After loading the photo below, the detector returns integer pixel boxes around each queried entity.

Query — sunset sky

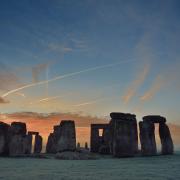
[0,0,180,147]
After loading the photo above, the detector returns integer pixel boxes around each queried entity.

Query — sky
[0,0,180,138]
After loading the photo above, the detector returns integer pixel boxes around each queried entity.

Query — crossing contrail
[1,59,136,98]
[29,93,72,105]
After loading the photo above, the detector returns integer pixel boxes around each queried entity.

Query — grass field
[0,153,180,180]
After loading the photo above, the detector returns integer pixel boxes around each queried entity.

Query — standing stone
[8,122,27,156]
[159,122,174,155]
[90,124,109,153]
[0,122,10,155]
[23,133,32,154]
[109,113,138,157]
[34,134,42,153]
[85,142,88,149]
[77,142,80,149]
[57,120,76,152]
[90,124,101,153]
[139,121,157,156]
[46,133,57,153]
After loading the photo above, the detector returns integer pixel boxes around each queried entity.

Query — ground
[0,153,180,180]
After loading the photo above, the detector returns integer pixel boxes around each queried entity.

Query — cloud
[140,75,164,101]
[140,62,180,102]
[0,111,108,151]
[122,64,150,104]
[0,97,9,104]
[72,97,108,107]
[32,60,55,83]
[0,62,21,91]
[48,43,73,54]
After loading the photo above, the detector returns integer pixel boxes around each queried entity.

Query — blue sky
[0,0,180,123]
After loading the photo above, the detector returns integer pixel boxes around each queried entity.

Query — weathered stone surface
[46,133,56,153]
[34,134,42,154]
[0,122,10,155]
[8,122,27,156]
[110,112,136,120]
[109,112,138,157]
[90,124,109,153]
[9,122,27,136]
[23,134,32,154]
[28,131,39,136]
[109,117,137,157]
[143,115,166,124]
[139,121,157,156]
[9,135,25,156]
[85,142,89,149]
[159,122,174,155]
[76,142,80,149]
[46,120,76,153]
[99,145,110,154]
[56,120,76,152]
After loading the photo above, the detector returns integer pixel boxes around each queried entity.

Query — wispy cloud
[140,75,164,101]
[122,64,150,104]
[1,59,136,98]
[72,97,108,107]
[0,97,9,104]
[0,62,21,91]
[29,93,72,105]
[140,62,180,102]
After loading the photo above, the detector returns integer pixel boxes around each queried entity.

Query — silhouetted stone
[159,122,174,155]
[139,121,157,156]
[46,133,56,153]
[23,134,32,154]
[28,131,39,136]
[77,142,80,149]
[46,120,77,153]
[34,134,42,153]
[9,122,27,136]
[99,145,110,154]
[109,113,138,157]
[0,122,10,155]
[143,115,166,124]
[85,142,88,149]
[8,122,27,156]
[57,120,76,152]
[110,112,136,120]
[90,124,110,153]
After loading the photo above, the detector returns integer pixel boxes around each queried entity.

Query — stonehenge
[0,121,42,156]
[0,112,174,158]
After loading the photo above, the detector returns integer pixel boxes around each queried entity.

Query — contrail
[72,97,109,107]
[16,92,26,98]
[29,94,72,105]
[1,59,136,98]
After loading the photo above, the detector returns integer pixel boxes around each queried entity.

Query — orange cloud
[0,112,108,151]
